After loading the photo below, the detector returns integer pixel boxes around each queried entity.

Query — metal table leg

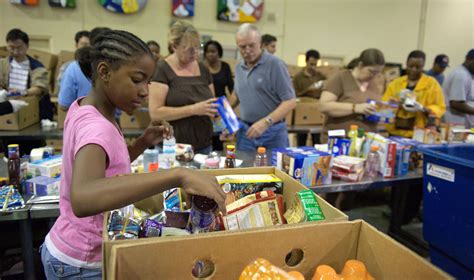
[19,219,35,280]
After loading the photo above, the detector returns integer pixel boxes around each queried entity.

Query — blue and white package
[328,138,351,157]
[213,96,239,134]
[25,176,60,196]
[283,151,320,179]
[272,146,316,169]
[301,151,332,187]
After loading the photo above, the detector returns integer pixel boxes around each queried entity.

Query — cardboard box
[28,155,62,178]
[53,50,75,95]
[0,96,39,130]
[294,98,324,125]
[287,64,301,78]
[105,220,451,279]
[102,167,348,278]
[0,46,10,58]
[25,175,60,196]
[27,49,58,70]
[119,109,150,129]
[316,65,342,79]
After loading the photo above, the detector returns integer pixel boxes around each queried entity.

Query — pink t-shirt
[45,98,131,268]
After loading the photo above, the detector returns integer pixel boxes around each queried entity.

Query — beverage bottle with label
[143,147,159,172]
[162,137,176,169]
[7,144,21,194]
[224,145,236,168]
[188,195,217,233]
[254,147,268,167]
[365,145,380,178]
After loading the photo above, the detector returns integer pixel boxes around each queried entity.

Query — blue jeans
[237,121,289,152]
[41,244,101,279]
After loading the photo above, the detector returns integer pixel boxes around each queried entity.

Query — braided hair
[76,30,153,85]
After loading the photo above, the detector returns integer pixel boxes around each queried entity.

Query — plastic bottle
[7,144,21,194]
[254,147,268,167]
[162,137,176,169]
[348,125,359,157]
[365,145,380,178]
[224,145,236,168]
[188,195,217,233]
[143,147,159,172]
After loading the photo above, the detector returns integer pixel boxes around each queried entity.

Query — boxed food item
[271,146,315,169]
[28,155,62,178]
[362,133,396,178]
[332,166,365,182]
[284,189,325,223]
[216,174,283,205]
[300,152,332,186]
[220,190,285,231]
[332,156,365,173]
[0,96,40,130]
[25,176,60,196]
[212,96,239,134]
[102,167,348,278]
[104,220,450,279]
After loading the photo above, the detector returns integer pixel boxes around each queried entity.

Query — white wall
[0,0,472,69]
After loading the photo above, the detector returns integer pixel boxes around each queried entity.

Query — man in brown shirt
[293,49,326,99]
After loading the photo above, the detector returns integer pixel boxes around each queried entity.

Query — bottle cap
[350,125,359,131]
[257,147,266,154]
[226,145,235,151]
[370,145,379,152]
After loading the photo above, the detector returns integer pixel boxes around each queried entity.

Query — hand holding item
[191,98,218,118]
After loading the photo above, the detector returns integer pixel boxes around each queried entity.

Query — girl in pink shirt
[41,30,226,279]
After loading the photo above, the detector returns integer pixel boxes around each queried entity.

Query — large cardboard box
[105,220,451,279]
[119,109,150,129]
[53,50,75,95]
[57,108,66,129]
[102,167,348,278]
[0,96,39,130]
[293,98,324,125]
[27,49,58,70]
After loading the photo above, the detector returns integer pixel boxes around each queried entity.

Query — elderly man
[232,24,296,151]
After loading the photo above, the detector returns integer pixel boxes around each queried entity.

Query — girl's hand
[179,168,227,214]
[141,120,174,147]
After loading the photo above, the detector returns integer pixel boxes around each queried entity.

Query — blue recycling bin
[417,144,474,279]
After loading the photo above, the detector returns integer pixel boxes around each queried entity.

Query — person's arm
[450,101,474,114]
[319,90,375,117]
[445,74,474,115]
[70,145,226,217]
[148,82,217,121]
[28,67,48,96]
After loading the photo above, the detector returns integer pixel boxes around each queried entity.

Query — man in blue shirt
[425,54,449,86]
[58,27,109,111]
[233,24,296,151]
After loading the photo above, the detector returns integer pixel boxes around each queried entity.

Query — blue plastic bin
[417,144,474,279]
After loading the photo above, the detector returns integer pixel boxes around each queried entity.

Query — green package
[284,189,325,223]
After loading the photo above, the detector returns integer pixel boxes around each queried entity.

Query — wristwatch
[265,117,273,126]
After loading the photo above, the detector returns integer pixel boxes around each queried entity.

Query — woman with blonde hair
[149,21,217,154]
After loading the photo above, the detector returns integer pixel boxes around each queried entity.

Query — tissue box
[213,96,239,134]
[28,155,62,178]
[25,176,60,196]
